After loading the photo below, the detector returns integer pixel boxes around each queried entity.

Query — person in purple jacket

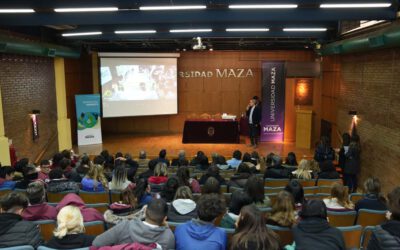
[22,181,57,221]
[175,193,227,250]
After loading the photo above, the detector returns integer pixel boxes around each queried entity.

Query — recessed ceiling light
[140,5,206,11]
[0,9,35,13]
[54,7,118,12]
[170,29,212,33]
[62,31,102,37]
[226,28,269,32]
[115,30,157,34]
[320,3,391,8]
[283,28,327,32]
[229,4,298,9]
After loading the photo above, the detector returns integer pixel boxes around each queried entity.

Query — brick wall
[0,54,58,162]
[338,48,400,193]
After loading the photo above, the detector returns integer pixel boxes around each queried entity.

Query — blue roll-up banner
[260,61,286,142]
[75,94,102,146]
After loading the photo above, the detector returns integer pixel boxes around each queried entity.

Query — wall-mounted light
[29,110,40,141]
[348,111,358,135]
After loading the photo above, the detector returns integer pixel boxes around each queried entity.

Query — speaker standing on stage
[246,96,261,148]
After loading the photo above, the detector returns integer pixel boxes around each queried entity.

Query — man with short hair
[93,199,175,249]
[22,181,57,221]
[136,150,150,168]
[226,150,242,169]
[175,194,227,250]
[246,96,262,148]
[0,192,42,248]
[156,149,170,167]
[38,159,51,181]
[0,166,16,189]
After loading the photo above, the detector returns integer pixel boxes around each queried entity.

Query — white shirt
[249,105,256,124]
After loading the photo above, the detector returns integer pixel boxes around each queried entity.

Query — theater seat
[47,191,77,203]
[0,246,34,250]
[32,220,56,242]
[267,225,293,246]
[109,191,122,204]
[264,179,290,188]
[356,209,387,227]
[316,179,343,186]
[265,187,285,194]
[349,193,364,204]
[84,221,106,236]
[360,226,376,249]
[338,225,362,250]
[328,211,357,227]
[79,190,109,204]
[86,203,109,213]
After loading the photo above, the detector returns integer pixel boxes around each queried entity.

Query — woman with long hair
[285,152,298,166]
[244,175,271,209]
[176,166,201,193]
[133,178,152,207]
[81,164,108,192]
[285,179,305,210]
[46,205,94,249]
[220,190,253,228]
[161,177,180,202]
[231,204,280,250]
[109,165,132,191]
[323,183,354,211]
[266,191,297,227]
[292,159,313,180]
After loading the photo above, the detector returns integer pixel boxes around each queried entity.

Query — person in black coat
[246,96,262,148]
[293,200,346,250]
[318,160,340,180]
[338,133,351,170]
[343,134,361,193]
[314,136,335,164]
[367,186,400,250]
[0,192,42,248]
[264,155,290,179]
[199,165,226,186]
[355,177,387,211]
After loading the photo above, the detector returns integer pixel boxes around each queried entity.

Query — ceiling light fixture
[283,28,327,32]
[229,4,298,9]
[226,28,269,32]
[115,30,156,34]
[320,3,391,8]
[0,9,35,13]
[54,7,118,12]
[170,29,212,33]
[62,31,102,37]
[140,5,206,11]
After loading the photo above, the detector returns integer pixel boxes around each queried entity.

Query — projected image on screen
[100,57,178,118]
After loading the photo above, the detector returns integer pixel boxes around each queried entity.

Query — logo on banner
[263,125,282,133]
[207,127,215,137]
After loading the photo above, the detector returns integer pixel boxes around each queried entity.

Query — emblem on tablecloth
[207,126,215,137]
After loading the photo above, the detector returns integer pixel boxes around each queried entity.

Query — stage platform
[74,133,314,159]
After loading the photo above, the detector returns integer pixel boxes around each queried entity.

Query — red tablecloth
[182,119,240,144]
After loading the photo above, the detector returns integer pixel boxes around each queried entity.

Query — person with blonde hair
[323,183,354,211]
[148,162,168,185]
[46,205,95,249]
[266,191,297,227]
[81,164,108,192]
[292,159,313,180]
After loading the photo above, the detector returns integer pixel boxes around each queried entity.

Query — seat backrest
[338,225,363,250]
[38,246,89,250]
[360,226,376,249]
[0,188,13,197]
[349,193,364,204]
[229,186,243,194]
[298,179,317,187]
[267,225,293,246]
[266,193,278,206]
[303,186,319,194]
[84,221,106,236]
[318,185,333,194]
[328,211,357,227]
[1,246,34,250]
[79,190,109,204]
[47,191,77,203]
[109,191,122,204]
[265,187,285,194]
[32,220,56,242]
[356,209,387,227]
[317,179,343,186]
[86,203,109,214]
[305,193,330,200]
[264,179,290,187]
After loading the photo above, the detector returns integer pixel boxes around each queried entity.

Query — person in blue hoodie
[175,193,227,250]
[0,166,16,189]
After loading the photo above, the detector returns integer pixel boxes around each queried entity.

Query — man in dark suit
[246,96,262,148]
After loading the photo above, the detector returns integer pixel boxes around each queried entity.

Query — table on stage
[182,119,240,143]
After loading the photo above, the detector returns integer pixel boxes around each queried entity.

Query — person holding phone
[246,96,262,148]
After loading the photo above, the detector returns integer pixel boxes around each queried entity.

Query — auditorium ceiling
[0,0,398,51]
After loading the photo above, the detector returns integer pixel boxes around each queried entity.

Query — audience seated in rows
[293,200,346,250]
[171,150,189,167]
[177,166,201,193]
[226,150,242,169]
[323,182,354,211]
[264,155,290,179]
[161,177,179,202]
[175,194,226,250]
[211,153,229,170]
[355,177,387,211]
[266,190,297,227]
[15,164,39,189]
[220,190,252,228]
[292,159,313,180]
[0,166,16,189]
[232,204,281,250]
[285,180,305,211]
[367,186,400,249]
[318,160,340,179]
[167,186,197,223]
[105,189,145,226]
[47,168,80,193]
[56,193,104,222]
[0,192,42,248]
[93,199,175,249]
[190,151,209,170]
[38,159,51,181]
[46,205,95,249]
[109,165,132,191]
[148,162,169,185]
[229,163,252,189]
[22,181,57,221]
[81,164,108,192]
[245,175,271,209]
[199,165,226,186]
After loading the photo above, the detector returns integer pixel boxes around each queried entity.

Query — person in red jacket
[22,181,57,221]
[148,163,168,185]
[56,193,104,222]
